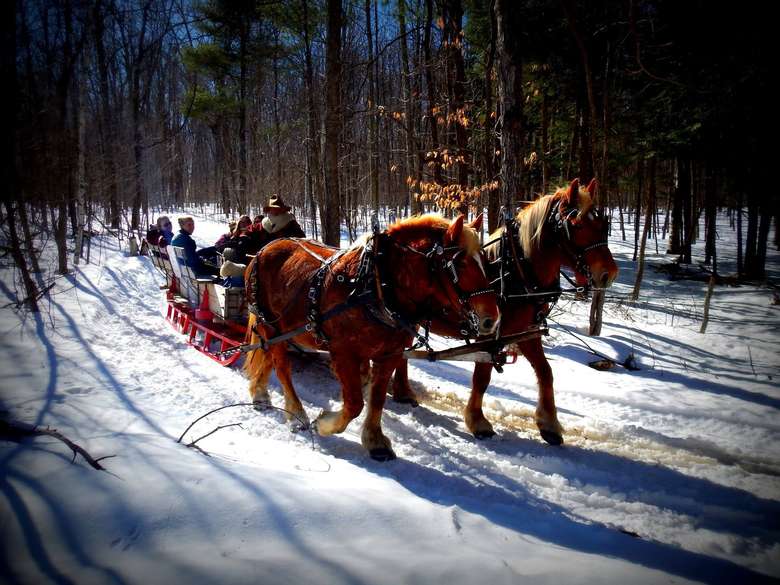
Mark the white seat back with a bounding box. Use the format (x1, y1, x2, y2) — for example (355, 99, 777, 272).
(171, 245, 201, 305)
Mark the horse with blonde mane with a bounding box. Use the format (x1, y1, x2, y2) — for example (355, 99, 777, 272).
(391, 179, 618, 445)
(244, 214, 500, 461)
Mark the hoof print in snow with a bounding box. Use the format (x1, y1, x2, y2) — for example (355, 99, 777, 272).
(369, 447, 396, 462)
(540, 430, 563, 446)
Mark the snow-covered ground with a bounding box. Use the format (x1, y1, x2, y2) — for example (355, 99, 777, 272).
(1, 210, 778, 585)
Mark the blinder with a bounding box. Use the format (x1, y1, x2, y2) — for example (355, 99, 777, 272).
(549, 200, 609, 285)
(392, 237, 495, 338)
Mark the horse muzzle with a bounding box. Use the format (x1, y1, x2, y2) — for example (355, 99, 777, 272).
(592, 264, 618, 289)
(479, 316, 498, 336)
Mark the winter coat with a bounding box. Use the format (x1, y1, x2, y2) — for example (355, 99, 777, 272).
(246, 213, 305, 255)
(171, 230, 216, 277)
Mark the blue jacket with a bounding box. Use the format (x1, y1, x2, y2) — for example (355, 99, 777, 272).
(160, 228, 174, 245)
(172, 230, 211, 276)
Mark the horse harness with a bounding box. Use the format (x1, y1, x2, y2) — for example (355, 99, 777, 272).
(242, 225, 494, 354)
(489, 201, 608, 326)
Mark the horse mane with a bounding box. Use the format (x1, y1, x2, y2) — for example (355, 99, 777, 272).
(512, 185, 594, 258)
(387, 213, 481, 254)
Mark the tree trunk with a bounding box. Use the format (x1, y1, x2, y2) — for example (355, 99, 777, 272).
(632, 158, 644, 261)
(129, 2, 152, 231)
(73, 53, 87, 266)
(301, 0, 321, 237)
(588, 290, 605, 336)
(667, 157, 684, 255)
(398, 0, 421, 215)
(703, 161, 717, 267)
(365, 0, 379, 212)
(93, 0, 120, 228)
(495, 0, 524, 210)
(424, 0, 443, 186)
(630, 156, 656, 301)
(540, 92, 550, 197)
(681, 158, 693, 264)
(4, 202, 40, 312)
(736, 192, 743, 275)
(483, 0, 498, 230)
(322, 0, 343, 246)
(18, 193, 41, 273)
(443, 0, 468, 187)
(238, 19, 249, 212)
(56, 198, 69, 274)
(699, 275, 715, 334)
(562, 0, 599, 183)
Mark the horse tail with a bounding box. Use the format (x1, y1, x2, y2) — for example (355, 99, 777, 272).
(244, 311, 270, 393)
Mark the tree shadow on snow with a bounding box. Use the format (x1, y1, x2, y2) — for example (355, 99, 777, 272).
(313, 413, 778, 585)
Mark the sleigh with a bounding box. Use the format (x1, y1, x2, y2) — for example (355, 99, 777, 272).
(146, 241, 247, 366)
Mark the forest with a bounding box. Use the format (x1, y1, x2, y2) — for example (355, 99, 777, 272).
(6, 0, 776, 307)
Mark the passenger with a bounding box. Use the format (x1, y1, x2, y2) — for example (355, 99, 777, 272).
(171, 216, 219, 277)
(246, 194, 305, 253)
(221, 215, 254, 260)
(214, 220, 238, 253)
(157, 216, 174, 245)
(219, 248, 247, 287)
(145, 216, 172, 247)
(252, 215, 264, 226)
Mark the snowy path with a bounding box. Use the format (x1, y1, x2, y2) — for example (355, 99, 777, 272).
(1, 213, 778, 584)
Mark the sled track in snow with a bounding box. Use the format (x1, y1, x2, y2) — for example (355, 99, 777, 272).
(413, 384, 780, 479)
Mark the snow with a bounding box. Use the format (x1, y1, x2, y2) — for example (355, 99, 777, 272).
(1, 210, 779, 585)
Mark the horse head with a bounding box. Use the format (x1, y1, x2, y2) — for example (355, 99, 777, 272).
(385, 214, 499, 337)
(548, 178, 618, 289)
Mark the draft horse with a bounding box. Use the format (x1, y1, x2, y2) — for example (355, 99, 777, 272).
(244, 214, 500, 461)
(391, 179, 619, 445)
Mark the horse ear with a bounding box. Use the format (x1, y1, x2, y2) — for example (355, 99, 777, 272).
(586, 178, 597, 198)
(468, 212, 483, 232)
(565, 178, 580, 207)
(445, 214, 465, 246)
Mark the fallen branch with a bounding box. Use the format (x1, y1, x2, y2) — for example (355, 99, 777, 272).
(178, 402, 317, 453)
(0, 419, 113, 471)
(187, 423, 243, 448)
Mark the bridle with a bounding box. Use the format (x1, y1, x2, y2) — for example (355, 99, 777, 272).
(382, 235, 496, 338)
(549, 200, 609, 285)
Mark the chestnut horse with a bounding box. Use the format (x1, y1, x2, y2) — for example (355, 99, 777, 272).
(244, 214, 500, 461)
(391, 179, 618, 445)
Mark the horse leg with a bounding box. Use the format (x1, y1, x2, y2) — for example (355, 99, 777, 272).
(362, 356, 401, 461)
(244, 314, 272, 409)
(518, 337, 564, 445)
(269, 344, 310, 431)
(390, 358, 419, 407)
(464, 362, 496, 439)
(360, 360, 371, 398)
(245, 348, 273, 410)
(314, 355, 364, 437)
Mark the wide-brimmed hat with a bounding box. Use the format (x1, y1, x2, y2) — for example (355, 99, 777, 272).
(263, 194, 291, 213)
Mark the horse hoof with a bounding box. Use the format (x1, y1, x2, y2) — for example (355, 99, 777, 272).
(369, 447, 397, 462)
(394, 397, 419, 408)
(540, 429, 564, 446)
(474, 429, 496, 440)
(253, 399, 271, 411)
